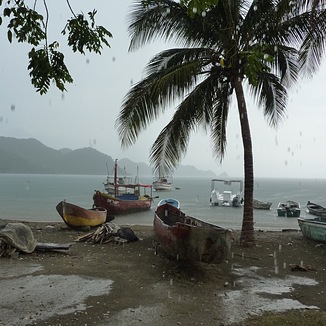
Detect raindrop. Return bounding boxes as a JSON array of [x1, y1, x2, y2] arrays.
[[283, 262, 287, 269], [299, 131, 302, 136], [86, 58, 90, 64], [193, 7, 197, 14], [253, 5, 257, 11], [166, 8, 170, 14], [275, 266, 279, 274], [0, 116, 2, 122], [287, 147, 291, 152], [285, 160, 288, 166], [112, 56, 116, 62], [10, 104, 15, 111], [274, 45, 278, 52], [61, 93, 65, 101], [275, 136, 278, 146], [201, 11, 206, 17]]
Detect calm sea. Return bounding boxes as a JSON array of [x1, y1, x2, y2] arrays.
[[1, 174, 326, 231]]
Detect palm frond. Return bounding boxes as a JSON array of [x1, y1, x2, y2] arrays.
[[150, 73, 228, 172], [116, 47, 214, 148], [249, 72, 288, 127]]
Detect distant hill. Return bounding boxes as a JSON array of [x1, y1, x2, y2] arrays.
[[0, 137, 217, 177]]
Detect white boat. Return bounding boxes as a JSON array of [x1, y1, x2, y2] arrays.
[[152, 168, 173, 191], [210, 179, 243, 207]]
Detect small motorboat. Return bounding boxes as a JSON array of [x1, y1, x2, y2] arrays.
[[253, 199, 272, 210], [157, 198, 180, 209], [306, 201, 326, 217], [210, 179, 243, 207], [277, 200, 301, 217]]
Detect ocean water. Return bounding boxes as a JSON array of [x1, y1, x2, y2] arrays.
[[1, 174, 326, 231]]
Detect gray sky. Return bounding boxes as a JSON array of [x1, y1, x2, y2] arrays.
[[1, 0, 326, 179]]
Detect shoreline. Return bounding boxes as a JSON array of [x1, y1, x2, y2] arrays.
[[1, 219, 326, 325]]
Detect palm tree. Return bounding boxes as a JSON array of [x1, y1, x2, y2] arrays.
[[116, 0, 326, 246]]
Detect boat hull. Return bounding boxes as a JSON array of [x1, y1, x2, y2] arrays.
[[298, 217, 326, 242], [277, 201, 301, 217], [154, 203, 232, 264], [93, 191, 152, 215], [153, 182, 173, 191], [253, 199, 272, 210], [56, 201, 107, 228], [306, 201, 326, 217]]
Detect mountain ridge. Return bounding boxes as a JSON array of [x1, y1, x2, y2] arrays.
[[0, 137, 217, 177]]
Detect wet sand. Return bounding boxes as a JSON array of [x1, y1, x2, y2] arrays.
[[1, 221, 326, 325]]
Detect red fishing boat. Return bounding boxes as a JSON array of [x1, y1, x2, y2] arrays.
[[93, 159, 153, 215], [154, 200, 232, 264]]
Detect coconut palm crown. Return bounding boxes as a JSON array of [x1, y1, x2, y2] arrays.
[[116, 0, 326, 245]]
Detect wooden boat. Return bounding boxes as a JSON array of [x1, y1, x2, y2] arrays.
[[56, 200, 107, 228], [94, 159, 153, 215], [253, 199, 272, 210], [298, 217, 326, 242], [152, 168, 173, 191], [210, 179, 243, 207], [306, 201, 326, 217], [277, 200, 301, 217], [157, 198, 180, 209], [93, 190, 152, 215], [154, 202, 232, 264]]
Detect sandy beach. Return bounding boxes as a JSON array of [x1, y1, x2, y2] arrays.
[[1, 220, 326, 325]]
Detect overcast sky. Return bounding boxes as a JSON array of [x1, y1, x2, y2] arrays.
[[1, 0, 326, 179]]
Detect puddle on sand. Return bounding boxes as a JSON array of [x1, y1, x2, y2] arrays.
[[218, 266, 319, 324], [0, 274, 113, 326], [1, 261, 43, 278]]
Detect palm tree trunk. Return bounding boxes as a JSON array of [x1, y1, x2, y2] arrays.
[[233, 78, 255, 246]]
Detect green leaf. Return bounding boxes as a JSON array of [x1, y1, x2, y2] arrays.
[[7, 29, 12, 43]]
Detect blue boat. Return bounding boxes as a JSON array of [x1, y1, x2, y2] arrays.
[[157, 198, 180, 209]]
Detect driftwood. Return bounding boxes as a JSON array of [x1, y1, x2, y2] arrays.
[[75, 222, 139, 245]]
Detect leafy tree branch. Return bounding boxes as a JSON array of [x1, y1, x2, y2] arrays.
[[1, 0, 112, 94]]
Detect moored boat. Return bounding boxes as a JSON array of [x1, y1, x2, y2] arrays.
[[298, 217, 326, 242], [306, 201, 326, 217], [154, 202, 232, 264], [157, 198, 180, 209], [56, 200, 107, 228], [253, 199, 272, 210], [152, 168, 173, 191], [277, 200, 301, 217], [94, 159, 153, 215], [93, 190, 152, 215], [210, 179, 243, 207]]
